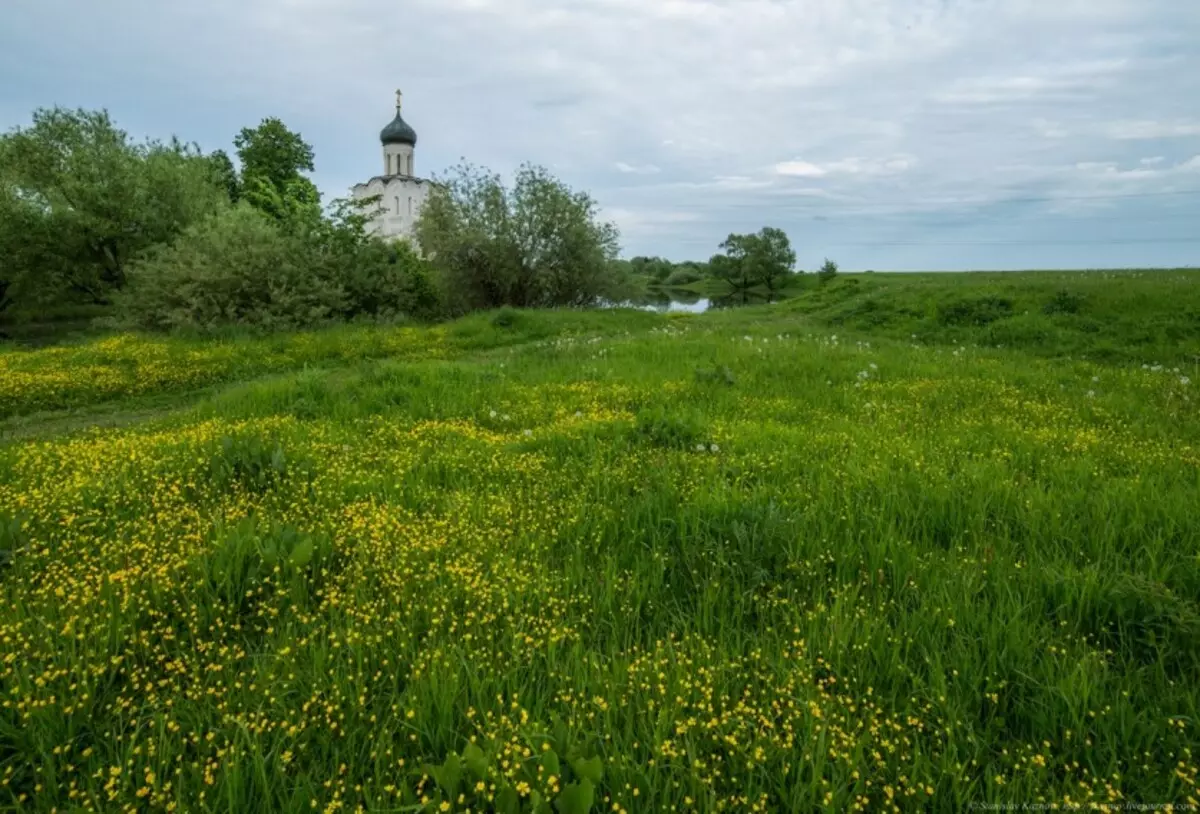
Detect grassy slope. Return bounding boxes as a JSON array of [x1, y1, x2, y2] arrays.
[[0, 272, 1198, 812], [786, 268, 1200, 366]]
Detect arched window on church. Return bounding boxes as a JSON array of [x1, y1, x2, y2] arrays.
[[386, 154, 392, 175], [407, 155, 413, 175], [394, 196, 399, 215], [408, 197, 413, 216]]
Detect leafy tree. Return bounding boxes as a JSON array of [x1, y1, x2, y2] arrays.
[[630, 256, 676, 283], [207, 149, 240, 202], [414, 161, 621, 311], [0, 107, 227, 308], [664, 267, 704, 286], [233, 118, 315, 198], [818, 258, 838, 284], [710, 227, 797, 293], [240, 174, 322, 232]]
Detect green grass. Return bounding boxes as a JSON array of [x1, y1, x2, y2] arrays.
[[1, 270, 1198, 812], [783, 268, 1200, 366]]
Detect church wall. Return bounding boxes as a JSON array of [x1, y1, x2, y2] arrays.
[[350, 177, 430, 241]]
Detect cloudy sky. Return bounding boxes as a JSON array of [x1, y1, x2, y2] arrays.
[[3, 0, 1199, 270]]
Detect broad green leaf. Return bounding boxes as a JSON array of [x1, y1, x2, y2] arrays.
[[554, 780, 595, 814], [462, 742, 488, 778], [289, 537, 314, 567], [495, 786, 519, 814], [571, 757, 603, 785], [433, 753, 461, 796]]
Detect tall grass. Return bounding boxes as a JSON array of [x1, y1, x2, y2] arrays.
[[0, 275, 1198, 812]]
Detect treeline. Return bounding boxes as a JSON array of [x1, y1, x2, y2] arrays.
[[1, 104, 818, 336], [0, 108, 446, 333], [617, 228, 830, 293]]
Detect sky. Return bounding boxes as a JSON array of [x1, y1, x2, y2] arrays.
[[2, 0, 1199, 270]]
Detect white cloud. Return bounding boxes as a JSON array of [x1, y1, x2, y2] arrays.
[[933, 59, 1130, 104], [775, 156, 915, 177], [1032, 118, 1069, 138], [615, 161, 661, 175], [1106, 121, 1200, 139], [775, 160, 828, 178]]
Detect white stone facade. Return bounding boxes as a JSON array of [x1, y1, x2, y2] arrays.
[[350, 175, 430, 241]]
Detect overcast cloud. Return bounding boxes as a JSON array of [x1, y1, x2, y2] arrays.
[[3, 0, 1198, 269]]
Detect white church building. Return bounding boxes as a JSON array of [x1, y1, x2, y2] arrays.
[[350, 91, 432, 242]]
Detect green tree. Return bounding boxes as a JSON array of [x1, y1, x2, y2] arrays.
[[710, 227, 797, 293], [240, 175, 322, 232], [414, 161, 621, 311], [207, 149, 240, 202], [233, 118, 315, 197], [818, 258, 838, 284], [0, 107, 226, 308]]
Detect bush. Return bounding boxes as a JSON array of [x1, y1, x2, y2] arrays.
[[664, 268, 704, 287], [339, 239, 443, 322], [115, 204, 442, 334], [937, 296, 1014, 327], [1043, 289, 1086, 315], [490, 307, 522, 328], [632, 407, 706, 450], [115, 206, 346, 333], [818, 258, 838, 284]]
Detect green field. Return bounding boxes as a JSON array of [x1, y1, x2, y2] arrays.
[[1, 270, 1198, 812]]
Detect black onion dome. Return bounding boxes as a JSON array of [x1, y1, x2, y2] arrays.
[[380, 110, 417, 146]]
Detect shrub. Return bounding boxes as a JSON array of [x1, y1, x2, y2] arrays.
[[937, 295, 1014, 327], [207, 433, 296, 494], [632, 407, 706, 450], [115, 205, 347, 333], [338, 239, 443, 322], [1043, 289, 1086, 315], [491, 307, 522, 328], [818, 258, 838, 284], [115, 203, 442, 333]]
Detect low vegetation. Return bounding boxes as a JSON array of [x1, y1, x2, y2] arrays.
[[1, 272, 1198, 812]]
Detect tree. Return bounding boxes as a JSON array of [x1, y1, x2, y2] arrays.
[[233, 118, 315, 198], [240, 174, 322, 232], [818, 258, 838, 284], [0, 107, 227, 308], [207, 149, 240, 202], [710, 227, 796, 293], [414, 161, 622, 311]]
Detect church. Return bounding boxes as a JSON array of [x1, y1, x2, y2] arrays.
[[350, 91, 432, 242]]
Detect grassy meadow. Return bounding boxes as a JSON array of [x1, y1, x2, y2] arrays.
[[1, 270, 1199, 812]]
